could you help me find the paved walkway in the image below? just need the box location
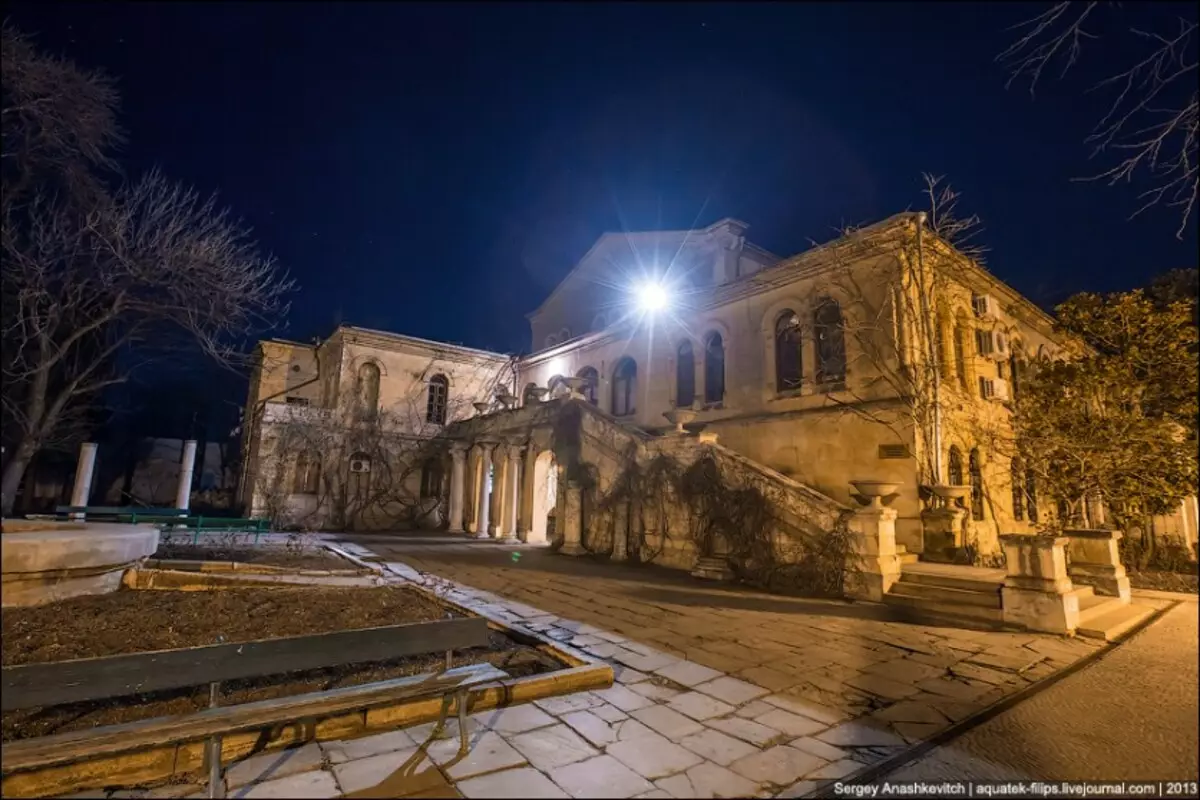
[887,600,1199,782]
[141,533,1171,800]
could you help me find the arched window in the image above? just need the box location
[522,382,540,405]
[612,358,637,417]
[948,446,964,486]
[704,332,725,403]
[576,367,599,405]
[774,310,802,391]
[1025,468,1039,523]
[293,451,320,494]
[426,374,449,424]
[420,456,443,499]
[348,451,372,499]
[1011,458,1025,521]
[952,324,968,391]
[813,299,846,384]
[357,362,380,418]
[676,341,696,408]
[969,448,984,521]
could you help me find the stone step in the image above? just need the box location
[882,591,1006,625]
[887,580,1002,609]
[899,551,919,565]
[898,563,1005,594]
[1076,603,1156,642]
[1074,589,1127,627]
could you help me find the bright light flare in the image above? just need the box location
[635,281,670,313]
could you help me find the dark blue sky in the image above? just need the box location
[9,1,1198,356]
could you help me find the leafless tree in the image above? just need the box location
[998,2,1198,238]
[0,25,293,514]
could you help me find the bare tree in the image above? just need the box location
[0,26,293,514]
[998,2,1198,238]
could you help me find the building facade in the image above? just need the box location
[239,213,1198,560]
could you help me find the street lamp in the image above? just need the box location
[635,281,670,313]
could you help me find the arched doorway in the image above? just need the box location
[530,449,558,544]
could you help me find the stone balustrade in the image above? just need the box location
[1063,529,1131,601]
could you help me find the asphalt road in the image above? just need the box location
[887,600,1200,783]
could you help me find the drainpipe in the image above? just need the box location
[913,212,943,485]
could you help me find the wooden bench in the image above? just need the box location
[2,617,496,798]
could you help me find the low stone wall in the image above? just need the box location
[1,522,159,607]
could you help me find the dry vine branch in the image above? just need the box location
[998,2,1199,238]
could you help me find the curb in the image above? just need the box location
[798,600,1180,796]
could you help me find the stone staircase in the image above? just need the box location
[884,561,1156,640]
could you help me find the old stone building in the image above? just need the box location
[239,213,1197,564]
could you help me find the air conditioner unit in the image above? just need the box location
[972,293,1000,320]
[349,458,371,474]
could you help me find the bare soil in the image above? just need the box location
[1128,569,1199,595]
[152,542,351,570]
[2,587,561,741]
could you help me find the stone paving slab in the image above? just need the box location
[204,533,1118,800]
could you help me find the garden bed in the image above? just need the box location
[149,543,351,571]
[1,586,562,741]
[1128,568,1199,595]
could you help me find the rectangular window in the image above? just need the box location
[975,329,994,357]
[979,377,995,399]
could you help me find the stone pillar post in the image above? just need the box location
[175,440,198,512]
[844,506,902,602]
[1062,529,1131,601]
[920,507,967,562]
[502,443,522,543]
[70,442,99,519]
[999,534,1080,634]
[473,442,495,538]
[488,445,509,539]
[560,480,586,556]
[447,443,468,533]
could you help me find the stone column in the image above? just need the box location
[488,444,508,539]
[517,446,538,542]
[473,442,496,538]
[447,443,468,533]
[502,443,523,543]
[175,440,198,512]
[844,506,902,602]
[999,534,1080,634]
[560,480,586,556]
[70,442,99,519]
[1062,529,1131,601]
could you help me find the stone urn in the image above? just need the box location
[472,401,491,416]
[495,391,518,409]
[527,386,549,403]
[663,409,697,435]
[850,480,902,509]
[930,484,970,509]
[563,376,588,399]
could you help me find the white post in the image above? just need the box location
[447,443,467,533]
[488,446,509,539]
[70,442,99,519]
[175,440,198,512]
[475,442,495,538]
[504,444,522,543]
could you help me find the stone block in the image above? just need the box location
[728,745,827,786]
[472,704,557,734]
[789,737,849,762]
[458,766,569,799]
[761,694,847,725]
[225,743,324,789]
[592,703,630,722]
[237,769,339,799]
[667,690,736,721]
[816,721,906,748]
[535,691,606,716]
[693,676,770,705]
[708,716,786,747]
[653,762,760,799]
[331,748,441,795]
[1063,529,1131,601]
[630,681,683,703]
[549,754,654,798]
[424,731,528,781]
[595,684,656,712]
[561,710,654,748]
[507,723,599,771]
[844,672,920,701]
[321,729,415,764]
[631,704,705,739]
[755,708,828,738]
[654,659,724,688]
[607,732,705,779]
[678,728,759,766]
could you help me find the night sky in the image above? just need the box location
[8,1,1198,357]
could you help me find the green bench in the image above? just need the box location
[55,507,270,544]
